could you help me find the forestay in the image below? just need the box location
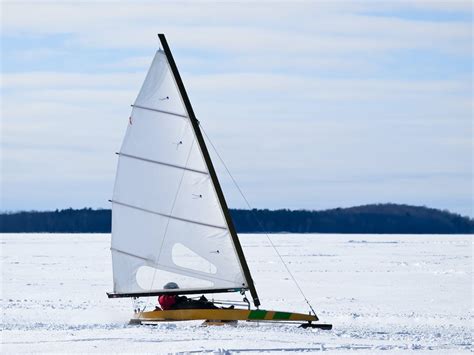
[111,50,248,295]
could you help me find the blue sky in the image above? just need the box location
[1,1,472,217]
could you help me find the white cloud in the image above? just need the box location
[7,48,68,61]
[1,1,472,215]
[1,72,142,90]
[2,2,471,55]
[106,56,153,70]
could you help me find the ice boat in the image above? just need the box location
[107,34,331,329]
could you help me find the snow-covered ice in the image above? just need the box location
[1,233,472,353]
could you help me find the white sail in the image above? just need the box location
[111,50,248,295]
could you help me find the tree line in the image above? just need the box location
[0,204,472,234]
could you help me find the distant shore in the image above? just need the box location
[1,203,472,234]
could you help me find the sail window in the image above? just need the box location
[136,266,214,290]
[172,243,217,274]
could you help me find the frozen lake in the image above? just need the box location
[1,233,472,353]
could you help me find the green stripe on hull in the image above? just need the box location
[248,310,267,320]
[273,312,292,320]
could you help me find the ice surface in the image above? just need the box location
[1,233,472,353]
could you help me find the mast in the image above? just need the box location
[158,34,260,307]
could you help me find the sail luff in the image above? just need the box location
[157,34,260,307]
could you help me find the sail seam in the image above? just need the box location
[118,152,209,175]
[132,104,188,119]
[111,247,239,284]
[111,200,227,230]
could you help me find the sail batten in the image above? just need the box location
[131,104,188,119]
[118,152,209,175]
[111,200,228,230]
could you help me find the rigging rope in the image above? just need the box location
[200,124,318,317]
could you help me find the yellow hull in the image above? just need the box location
[134,308,318,322]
